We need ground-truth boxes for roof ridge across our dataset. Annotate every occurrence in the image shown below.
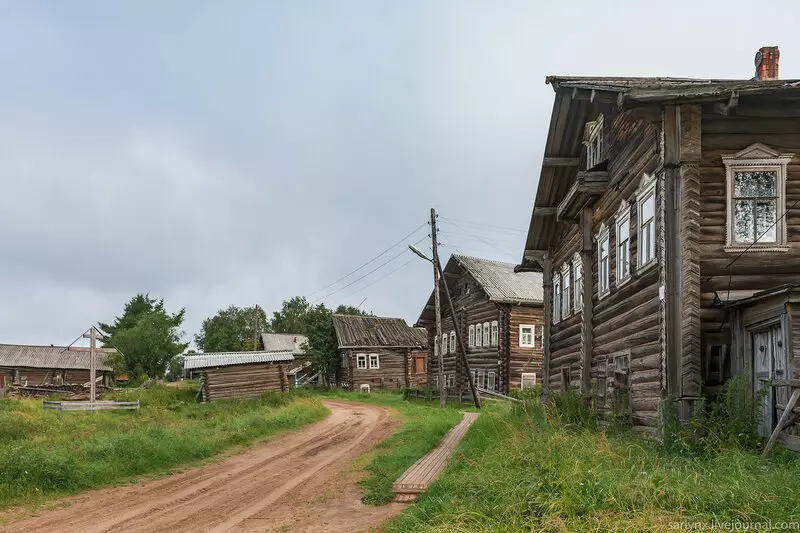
[453,254,518,268]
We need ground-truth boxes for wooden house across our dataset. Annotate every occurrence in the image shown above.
[519,46,800,439]
[332,315,427,392]
[261,333,315,386]
[416,255,544,394]
[184,350,293,401]
[0,344,116,388]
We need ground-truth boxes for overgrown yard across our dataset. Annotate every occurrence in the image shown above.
[386,392,800,533]
[0,384,327,511]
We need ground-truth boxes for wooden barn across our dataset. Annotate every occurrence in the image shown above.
[261,333,317,387]
[332,315,427,392]
[519,46,800,440]
[0,344,116,389]
[417,255,544,394]
[184,351,293,401]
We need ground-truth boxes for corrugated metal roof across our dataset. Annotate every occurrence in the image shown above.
[184,351,294,370]
[454,255,543,304]
[332,315,427,349]
[0,344,115,371]
[260,333,308,355]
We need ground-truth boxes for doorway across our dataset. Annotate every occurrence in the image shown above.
[751,322,789,437]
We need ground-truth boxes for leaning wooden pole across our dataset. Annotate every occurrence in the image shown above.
[430,208,446,408]
[436,260,481,409]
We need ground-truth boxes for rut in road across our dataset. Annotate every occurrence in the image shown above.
[0,400,403,533]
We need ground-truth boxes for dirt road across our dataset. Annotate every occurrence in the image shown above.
[0,400,405,533]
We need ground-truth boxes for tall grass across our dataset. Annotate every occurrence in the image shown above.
[0,386,327,509]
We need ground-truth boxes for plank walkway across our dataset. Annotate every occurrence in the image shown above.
[393,411,479,502]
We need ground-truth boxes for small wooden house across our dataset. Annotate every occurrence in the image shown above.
[332,315,427,392]
[0,344,116,388]
[519,46,800,438]
[261,333,315,386]
[184,350,293,401]
[417,255,544,394]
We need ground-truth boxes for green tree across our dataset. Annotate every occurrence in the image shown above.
[303,303,373,387]
[100,294,188,379]
[271,297,311,334]
[195,305,269,352]
[333,304,373,317]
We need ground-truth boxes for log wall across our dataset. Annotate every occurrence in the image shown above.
[201,363,286,401]
[506,305,544,389]
[344,348,408,391]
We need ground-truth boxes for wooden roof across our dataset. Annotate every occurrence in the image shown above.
[261,333,308,355]
[184,351,294,370]
[332,315,426,349]
[0,344,115,371]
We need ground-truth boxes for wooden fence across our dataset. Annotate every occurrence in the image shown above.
[43,400,140,415]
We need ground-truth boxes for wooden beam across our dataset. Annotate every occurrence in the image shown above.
[533,207,558,216]
[542,157,580,168]
[764,389,800,456]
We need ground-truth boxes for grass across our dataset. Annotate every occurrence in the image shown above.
[0,384,327,511]
[386,394,800,533]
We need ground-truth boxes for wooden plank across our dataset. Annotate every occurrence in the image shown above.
[763,389,800,456]
[543,157,580,168]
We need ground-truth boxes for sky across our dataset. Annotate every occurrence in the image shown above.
[1,0,798,347]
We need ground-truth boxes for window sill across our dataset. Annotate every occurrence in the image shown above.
[616,276,631,288]
[723,245,789,253]
[598,290,610,301]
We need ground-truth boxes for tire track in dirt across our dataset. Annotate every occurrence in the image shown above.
[0,400,405,533]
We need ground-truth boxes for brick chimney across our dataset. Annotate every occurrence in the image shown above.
[755,46,779,80]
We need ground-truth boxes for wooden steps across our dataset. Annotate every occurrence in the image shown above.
[393,412,478,502]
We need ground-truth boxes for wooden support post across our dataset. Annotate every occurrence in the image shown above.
[763,388,800,456]
[431,208,446,408]
[89,326,97,404]
[579,207,594,399]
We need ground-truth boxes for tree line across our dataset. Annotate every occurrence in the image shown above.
[98,294,371,383]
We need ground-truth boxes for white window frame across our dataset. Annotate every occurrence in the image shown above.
[368,354,380,369]
[552,272,562,322]
[534,324,542,348]
[561,263,571,318]
[356,354,367,369]
[584,113,604,170]
[572,253,583,312]
[487,371,496,391]
[441,333,448,355]
[482,322,490,346]
[491,321,498,346]
[596,223,610,299]
[616,200,632,285]
[433,337,438,357]
[519,325,535,347]
[468,325,475,347]
[476,370,484,389]
[520,372,537,389]
[722,143,793,252]
[474,323,482,348]
[449,331,456,354]
[636,173,658,269]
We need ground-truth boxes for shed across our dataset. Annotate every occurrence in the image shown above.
[332,315,427,391]
[0,344,116,388]
[184,351,294,401]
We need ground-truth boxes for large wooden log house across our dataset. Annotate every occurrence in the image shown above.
[332,314,427,392]
[0,344,116,388]
[417,254,544,394]
[519,46,800,439]
[184,350,293,401]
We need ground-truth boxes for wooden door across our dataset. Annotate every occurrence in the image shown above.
[752,323,789,437]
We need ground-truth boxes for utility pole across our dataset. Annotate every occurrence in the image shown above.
[88,326,97,404]
[431,208,446,408]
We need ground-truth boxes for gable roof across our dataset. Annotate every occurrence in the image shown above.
[332,315,427,349]
[0,344,115,371]
[184,351,294,370]
[261,333,308,355]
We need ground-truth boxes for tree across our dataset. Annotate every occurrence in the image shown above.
[333,304,373,317]
[165,354,184,382]
[100,294,188,379]
[271,297,311,334]
[194,305,269,352]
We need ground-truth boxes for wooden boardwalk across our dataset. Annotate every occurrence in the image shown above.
[393,411,479,502]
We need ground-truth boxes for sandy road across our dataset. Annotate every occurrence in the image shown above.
[0,400,405,533]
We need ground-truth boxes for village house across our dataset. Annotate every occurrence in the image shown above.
[184,350,294,401]
[519,47,800,441]
[332,314,427,392]
[0,344,116,392]
[261,333,316,386]
[416,255,544,394]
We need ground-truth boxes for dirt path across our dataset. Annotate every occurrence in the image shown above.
[0,400,406,533]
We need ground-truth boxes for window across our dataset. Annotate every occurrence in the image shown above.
[723,144,793,252]
[356,354,367,369]
[616,201,631,283]
[584,114,604,170]
[561,264,571,317]
[491,321,498,346]
[441,333,448,355]
[573,254,584,311]
[477,370,484,389]
[449,331,456,353]
[413,356,425,374]
[474,324,482,347]
[553,272,562,322]
[637,173,657,267]
[597,223,610,297]
[446,373,454,388]
[468,325,475,347]
[487,372,496,391]
[597,360,608,402]
[521,372,537,389]
[434,336,438,357]
[369,354,380,369]
[483,322,490,346]
[471,370,476,385]
[520,325,534,347]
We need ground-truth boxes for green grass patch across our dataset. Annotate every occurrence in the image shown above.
[386,400,800,533]
[0,385,327,510]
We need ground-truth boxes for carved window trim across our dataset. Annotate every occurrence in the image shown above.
[615,200,632,286]
[561,263,571,318]
[572,253,584,312]
[449,331,456,353]
[553,271,562,322]
[584,114,604,170]
[596,222,611,299]
[723,143,793,253]
[468,325,475,347]
[519,324,535,347]
[636,173,658,270]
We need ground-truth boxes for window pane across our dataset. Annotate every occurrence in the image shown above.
[618,220,629,242]
[734,171,777,197]
[641,193,655,221]
[756,200,777,242]
[600,238,608,258]
[734,200,755,242]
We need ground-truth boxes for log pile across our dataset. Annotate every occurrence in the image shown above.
[201,363,287,401]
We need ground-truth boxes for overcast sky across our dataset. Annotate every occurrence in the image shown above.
[1,0,798,347]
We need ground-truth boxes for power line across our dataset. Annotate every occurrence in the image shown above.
[343,257,417,298]
[307,222,427,298]
[439,216,523,235]
[440,219,518,261]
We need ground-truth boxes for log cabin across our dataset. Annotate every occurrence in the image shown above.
[519,46,800,440]
[332,314,427,392]
[416,254,544,394]
[260,333,316,387]
[184,350,293,401]
[0,344,116,388]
